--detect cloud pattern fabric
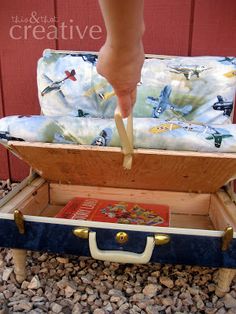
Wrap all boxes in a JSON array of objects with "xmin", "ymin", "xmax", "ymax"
[
  {"xmin": 1, "ymin": 115, "xmax": 236, "ymax": 153},
  {"xmin": 37, "ymin": 50, "xmax": 236, "ymax": 124},
  {"xmin": 0, "ymin": 50, "xmax": 236, "ymax": 153}
]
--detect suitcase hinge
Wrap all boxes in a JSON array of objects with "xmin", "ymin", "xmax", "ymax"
[
  {"xmin": 73, "ymin": 228, "xmax": 89, "ymax": 239},
  {"xmin": 154, "ymin": 234, "xmax": 170, "ymax": 246},
  {"xmin": 222, "ymin": 226, "xmax": 233, "ymax": 251},
  {"xmin": 14, "ymin": 210, "xmax": 25, "ymax": 234}
]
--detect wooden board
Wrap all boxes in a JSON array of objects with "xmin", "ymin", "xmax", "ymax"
[
  {"xmin": 0, "ymin": 60, "xmax": 9, "ymax": 179},
  {"xmin": 50, "ymin": 183, "xmax": 211, "ymax": 215},
  {"xmin": 0, "ymin": 177, "xmax": 45, "ymax": 214},
  {"xmin": 9, "ymin": 142, "xmax": 236, "ymax": 193},
  {"xmin": 170, "ymin": 214, "xmax": 214, "ymax": 230},
  {"xmin": 143, "ymin": 0, "xmax": 193, "ymax": 55},
  {"xmin": 56, "ymin": 0, "xmax": 105, "ymax": 51},
  {"xmin": 0, "ymin": 0, "xmax": 57, "ymax": 181},
  {"xmin": 209, "ymin": 191, "xmax": 236, "ymax": 231},
  {"xmin": 191, "ymin": 0, "xmax": 236, "ymax": 55}
]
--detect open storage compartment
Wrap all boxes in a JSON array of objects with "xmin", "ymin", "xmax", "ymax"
[
  {"xmin": 0, "ymin": 177, "xmax": 235, "ymax": 232},
  {"xmin": 1, "ymin": 141, "xmax": 236, "ymax": 268}
]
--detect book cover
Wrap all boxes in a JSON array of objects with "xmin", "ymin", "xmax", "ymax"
[{"xmin": 55, "ymin": 197, "xmax": 170, "ymax": 227}]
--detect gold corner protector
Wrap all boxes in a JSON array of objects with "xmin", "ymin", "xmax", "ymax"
[
  {"xmin": 222, "ymin": 226, "xmax": 234, "ymax": 251},
  {"xmin": 14, "ymin": 209, "xmax": 25, "ymax": 234}
]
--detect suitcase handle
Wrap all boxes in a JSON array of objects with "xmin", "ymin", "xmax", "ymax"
[{"xmin": 89, "ymin": 231, "xmax": 155, "ymax": 264}]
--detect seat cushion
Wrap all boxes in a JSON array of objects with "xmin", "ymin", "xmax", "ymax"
[
  {"xmin": 37, "ymin": 50, "xmax": 236, "ymax": 124},
  {"xmin": 1, "ymin": 115, "xmax": 236, "ymax": 152}
]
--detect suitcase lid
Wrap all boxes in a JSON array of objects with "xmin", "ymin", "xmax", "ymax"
[{"xmin": 9, "ymin": 141, "xmax": 236, "ymax": 193}]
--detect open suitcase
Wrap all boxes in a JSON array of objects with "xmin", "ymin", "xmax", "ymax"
[{"xmin": 0, "ymin": 50, "xmax": 236, "ymax": 297}]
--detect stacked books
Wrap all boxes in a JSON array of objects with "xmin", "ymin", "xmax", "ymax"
[{"xmin": 55, "ymin": 197, "xmax": 169, "ymax": 227}]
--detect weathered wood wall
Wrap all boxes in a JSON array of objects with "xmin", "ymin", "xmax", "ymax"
[{"xmin": 0, "ymin": 0, "xmax": 236, "ymax": 180}]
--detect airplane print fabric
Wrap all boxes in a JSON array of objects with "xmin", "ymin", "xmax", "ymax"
[
  {"xmin": 1, "ymin": 115, "xmax": 236, "ymax": 152},
  {"xmin": 37, "ymin": 50, "xmax": 236, "ymax": 124},
  {"xmin": 0, "ymin": 50, "xmax": 236, "ymax": 153}
]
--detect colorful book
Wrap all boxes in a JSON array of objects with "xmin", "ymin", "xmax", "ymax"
[{"xmin": 55, "ymin": 197, "xmax": 169, "ymax": 227}]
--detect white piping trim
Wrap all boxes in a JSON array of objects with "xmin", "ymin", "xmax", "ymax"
[{"xmin": 0, "ymin": 212, "xmax": 234, "ymax": 238}]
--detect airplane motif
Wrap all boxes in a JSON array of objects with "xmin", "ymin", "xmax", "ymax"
[
  {"xmin": 224, "ymin": 70, "xmax": 236, "ymax": 78},
  {"xmin": 150, "ymin": 121, "xmax": 233, "ymax": 148},
  {"xmin": 168, "ymin": 64, "xmax": 209, "ymax": 80},
  {"xmin": 0, "ymin": 131, "xmax": 24, "ymax": 142},
  {"xmin": 213, "ymin": 96, "xmax": 233, "ymax": 117},
  {"xmin": 91, "ymin": 128, "xmax": 112, "ymax": 146},
  {"xmin": 84, "ymin": 81, "xmax": 107, "ymax": 97},
  {"xmin": 98, "ymin": 91, "xmax": 115, "ymax": 101},
  {"xmin": 219, "ymin": 57, "xmax": 236, "ymax": 66},
  {"xmin": 146, "ymin": 85, "xmax": 192, "ymax": 118},
  {"xmin": 70, "ymin": 53, "xmax": 98, "ymax": 65},
  {"xmin": 77, "ymin": 109, "xmax": 90, "ymax": 117},
  {"xmin": 84, "ymin": 82, "xmax": 115, "ymax": 102},
  {"xmin": 41, "ymin": 70, "xmax": 77, "ymax": 97}
]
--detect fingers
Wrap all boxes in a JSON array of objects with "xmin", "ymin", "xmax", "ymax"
[{"xmin": 116, "ymin": 88, "xmax": 137, "ymax": 118}]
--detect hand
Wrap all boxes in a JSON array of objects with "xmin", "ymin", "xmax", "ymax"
[{"xmin": 96, "ymin": 40, "xmax": 144, "ymax": 118}]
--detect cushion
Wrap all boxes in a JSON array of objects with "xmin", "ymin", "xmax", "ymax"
[
  {"xmin": 1, "ymin": 115, "xmax": 236, "ymax": 153},
  {"xmin": 37, "ymin": 50, "xmax": 236, "ymax": 124}
]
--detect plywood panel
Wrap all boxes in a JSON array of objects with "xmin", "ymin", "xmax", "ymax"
[
  {"xmin": 0, "ymin": 59, "xmax": 9, "ymax": 179},
  {"xmin": 50, "ymin": 183, "xmax": 211, "ymax": 215},
  {"xmin": 0, "ymin": 0, "xmax": 57, "ymax": 180},
  {"xmin": 143, "ymin": 0, "xmax": 193, "ymax": 55},
  {"xmin": 56, "ymin": 0, "xmax": 193, "ymax": 55},
  {"xmin": 56, "ymin": 0, "xmax": 105, "ymax": 51},
  {"xmin": 191, "ymin": 0, "xmax": 236, "ymax": 56},
  {"xmin": 8, "ymin": 142, "xmax": 236, "ymax": 193}
]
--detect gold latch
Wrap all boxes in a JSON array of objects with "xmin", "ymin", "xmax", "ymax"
[
  {"xmin": 154, "ymin": 234, "xmax": 170, "ymax": 245},
  {"xmin": 115, "ymin": 232, "xmax": 129, "ymax": 244},
  {"xmin": 14, "ymin": 210, "xmax": 25, "ymax": 234},
  {"xmin": 73, "ymin": 228, "xmax": 89, "ymax": 239},
  {"xmin": 222, "ymin": 226, "xmax": 233, "ymax": 251}
]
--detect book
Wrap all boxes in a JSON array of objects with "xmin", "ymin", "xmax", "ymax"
[{"xmin": 55, "ymin": 197, "xmax": 169, "ymax": 227}]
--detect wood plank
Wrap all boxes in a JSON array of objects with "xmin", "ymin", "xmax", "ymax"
[
  {"xmin": 170, "ymin": 214, "xmax": 214, "ymax": 230},
  {"xmin": 215, "ymin": 191, "xmax": 236, "ymax": 227},
  {"xmin": 40, "ymin": 205, "xmax": 63, "ymax": 218},
  {"xmin": 56, "ymin": 0, "xmax": 105, "ymax": 51},
  {"xmin": 0, "ymin": 0, "xmax": 57, "ymax": 181},
  {"xmin": 143, "ymin": 0, "xmax": 193, "ymax": 55},
  {"xmin": 0, "ymin": 177, "xmax": 45, "ymax": 213},
  {"xmin": 9, "ymin": 142, "xmax": 236, "ymax": 193},
  {"xmin": 19, "ymin": 183, "xmax": 49, "ymax": 216},
  {"xmin": 50, "ymin": 183, "xmax": 211, "ymax": 215},
  {"xmin": 209, "ymin": 192, "xmax": 236, "ymax": 231},
  {"xmin": 0, "ymin": 147, "xmax": 9, "ymax": 180},
  {"xmin": 0, "ymin": 172, "xmax": 37, "ymax": 208},
  {"xmin": 56, "ymin": 0, "xmax": 192, "ymax": 55},
  {"xmin": 191, "ymin": 0, "xmax": 236, "ymax": 55},
  {"xmin": 0, "ymin": 59, "xmax": 9, "ymax": 179}
]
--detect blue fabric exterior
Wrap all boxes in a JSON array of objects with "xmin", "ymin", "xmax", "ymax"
[{"xmin": 1, "ymin": 218, "xmax": 236, "ymax": 268}]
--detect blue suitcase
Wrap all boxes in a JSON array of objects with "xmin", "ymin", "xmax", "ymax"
[{"xmin": 0, "ymin": 140, "xmax": 236, "ymax": 296}]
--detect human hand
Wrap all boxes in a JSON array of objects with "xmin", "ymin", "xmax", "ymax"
[{"xmin": 96, "ymin": 40, "xmax": 144, "ymax": 118}]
